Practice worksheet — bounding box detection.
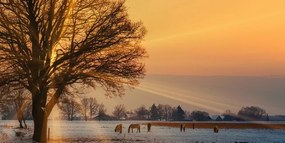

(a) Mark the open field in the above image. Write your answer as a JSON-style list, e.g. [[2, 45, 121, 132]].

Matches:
[[1, 120, 285, 143], [148, 121, 285, 130]]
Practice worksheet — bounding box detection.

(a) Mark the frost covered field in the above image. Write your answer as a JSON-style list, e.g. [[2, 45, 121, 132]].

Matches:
[[1, 120, 285, 143]]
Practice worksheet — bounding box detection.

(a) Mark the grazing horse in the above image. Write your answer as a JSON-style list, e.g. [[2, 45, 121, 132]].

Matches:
[[115, 124, 122, 133], [180, 123, 186, 132], [213, 125, 219, 133], [128, 124, 140, 133], [147, 123, 151, 132]]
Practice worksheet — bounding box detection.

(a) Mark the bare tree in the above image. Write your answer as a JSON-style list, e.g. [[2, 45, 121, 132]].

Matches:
[[0, 88, 31, 128], [14, 90, 30, 128], [97, 103, 107, 120], [157, 104, 164, 120], [58, 98, 81, 121], [112, 104, 127, 120], [163, 104, 173, 121], [134, 105, 149, 120], [89, 97, 99, 119], [80, 97, 89, 121], [0, 0, 146, 141]]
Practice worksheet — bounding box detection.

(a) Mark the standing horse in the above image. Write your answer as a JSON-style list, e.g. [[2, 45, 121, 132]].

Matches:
[[213, 125, 219, 133], [180, 123, 186, 132], [115, 124, 122, 133], [128, 124, 140, 133], [147, 123, 151, 132]]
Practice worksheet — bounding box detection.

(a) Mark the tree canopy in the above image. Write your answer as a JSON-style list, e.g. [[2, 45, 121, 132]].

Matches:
[[191, 110, 209, 121], [238, 106, 266, 121], [173, 105, 185, 121]]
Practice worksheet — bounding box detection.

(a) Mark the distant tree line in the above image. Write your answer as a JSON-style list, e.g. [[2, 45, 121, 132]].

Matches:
[[56, 101, 273, 121], [0, 94, 283, 122], [57, 101, 188, 121]]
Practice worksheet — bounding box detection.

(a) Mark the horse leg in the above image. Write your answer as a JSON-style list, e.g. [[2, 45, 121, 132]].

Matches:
[[18, 119, 23, 128], [23, 116, 27, 129], [23, 119, 27, 128]]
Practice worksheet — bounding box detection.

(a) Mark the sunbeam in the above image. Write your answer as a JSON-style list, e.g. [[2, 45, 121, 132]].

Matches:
[[145, 10, 285, 45], [137, 84, 225, 113]]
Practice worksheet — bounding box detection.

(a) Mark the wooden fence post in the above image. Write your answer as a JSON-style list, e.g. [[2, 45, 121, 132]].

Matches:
[[48, 128, 50, 141]]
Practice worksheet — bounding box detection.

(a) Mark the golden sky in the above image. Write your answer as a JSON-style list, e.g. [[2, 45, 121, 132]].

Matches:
[[126, 0, 285, 76]]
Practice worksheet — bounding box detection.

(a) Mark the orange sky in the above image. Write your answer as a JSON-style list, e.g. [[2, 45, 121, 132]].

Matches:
[[126, 0, 285, 76], [81, 1, 285, 116]]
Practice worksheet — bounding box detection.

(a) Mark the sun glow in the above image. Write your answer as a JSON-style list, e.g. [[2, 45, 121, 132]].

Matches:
[[137, 82, 237, 113]]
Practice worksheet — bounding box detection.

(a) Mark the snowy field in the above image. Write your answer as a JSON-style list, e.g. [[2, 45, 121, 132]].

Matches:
[[1, 120, 285, 143]]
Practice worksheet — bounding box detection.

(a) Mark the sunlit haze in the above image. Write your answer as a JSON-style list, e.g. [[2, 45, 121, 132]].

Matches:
[[48, 0, 285, 116]]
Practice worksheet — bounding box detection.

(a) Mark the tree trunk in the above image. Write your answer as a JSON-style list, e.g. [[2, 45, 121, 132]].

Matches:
[[32, 92, 49, 143], [32, 104, 48, 142]]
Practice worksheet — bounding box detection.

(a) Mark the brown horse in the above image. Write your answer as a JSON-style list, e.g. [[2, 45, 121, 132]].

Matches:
[[213, 125, 219, 133], [128, 124, 140, 133], [115, 124, 122, 133], [147, 123, 151, 132]]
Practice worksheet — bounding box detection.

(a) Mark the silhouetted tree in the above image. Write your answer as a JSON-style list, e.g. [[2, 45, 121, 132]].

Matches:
[[191, 111, 209, 121], [0, 88, 31, 128], [173, 105, 185, 121], [150, 104, 159, 120], [157, 104, 165, 120], [184, 110, 192, 120], [238, 106, 266, 121], [112, 104, 127, 120], [58, 98, 81, 121], [163, 104, 173, 121], [97, 103, 107, 120], [135, 105, 149, 120], [0, 0, 146, 141], [80, 98, 89, 121], [89, 98, 99, 119]]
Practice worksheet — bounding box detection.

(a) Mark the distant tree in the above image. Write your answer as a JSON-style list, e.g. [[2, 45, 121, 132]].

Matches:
[[112, 104, 127, 120], [14, 90, 31, 128], [157, 104, 165, 120], [97, 104, 107, 121], [80, 98, 89, 121], [191, 111, 209, 121], [184, 110, 192, 120], [135, 105, 149, 120], [58, 98, 81, 121], [89, 98, 99, 119], [172, 105, 185, 121], [150, 104, 159, 120], [238, 106, 266, 121], [0, 105, 14, 120], [0, 88, 31, 128], [163, 104, 173, 121], [222, 110, 236, 121]]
